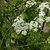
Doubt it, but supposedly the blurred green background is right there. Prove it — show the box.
[0,0,50,50]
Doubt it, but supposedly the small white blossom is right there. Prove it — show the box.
[37,17,44,24]
[29,21,38,32]
[33,28,38,32]
[25,0,36,8]
[23,25,29,30]
[16,29,21,34]
[39,11,45,17]
[38,2,50,11]
[45,17,50,22]
[25,4,28,7]
[29,21,34,29]
[39,25,41,28]
[14,15,24,22]
[33,22,38,27]
[22,30,27,36]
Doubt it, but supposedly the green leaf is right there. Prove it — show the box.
[46,22,50,27]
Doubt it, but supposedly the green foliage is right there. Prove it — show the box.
[0,0,50,50]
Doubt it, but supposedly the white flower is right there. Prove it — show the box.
[16,29,21,34]
[40,8,44,11]
[37,17,44,24]
[39,25,41,28]
[47,37,50,44]
[23,25,29,30]
[14,14,24,22]
[29,21,34,29]
[39,11,45,17]
[33,22,38,27]
[45,4,49,9]
[12,14,30,35]
[33,28,38,32]
[29,21,38,32]
[45,17,50,22]
[38,2,50,11]
[25,4,28,7]
[22,30,27,36]
[25,0,36,8]
[26,1,31,4]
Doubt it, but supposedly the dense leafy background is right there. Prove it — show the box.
[0,0,50,50]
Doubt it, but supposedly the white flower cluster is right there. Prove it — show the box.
[12,15,29,36]
[38,2,50,11]
[45,17,50,22]
[29,21,38,32]
[12,15,39,35]
[12,2,50,36]
[37,2,50,24]
[39,11,45,17]
[37,17,44,24]
[25,0,36,8]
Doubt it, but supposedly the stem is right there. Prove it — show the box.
[40,22,45,34]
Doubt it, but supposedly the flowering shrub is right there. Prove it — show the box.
[0,0,50,50]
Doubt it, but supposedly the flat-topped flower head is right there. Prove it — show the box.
[22,30,27,36]
[39,11,45,17]
[25,0,36,8]
[38,2,50,11]
[37,17,44,24]
[45,17,50,22]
